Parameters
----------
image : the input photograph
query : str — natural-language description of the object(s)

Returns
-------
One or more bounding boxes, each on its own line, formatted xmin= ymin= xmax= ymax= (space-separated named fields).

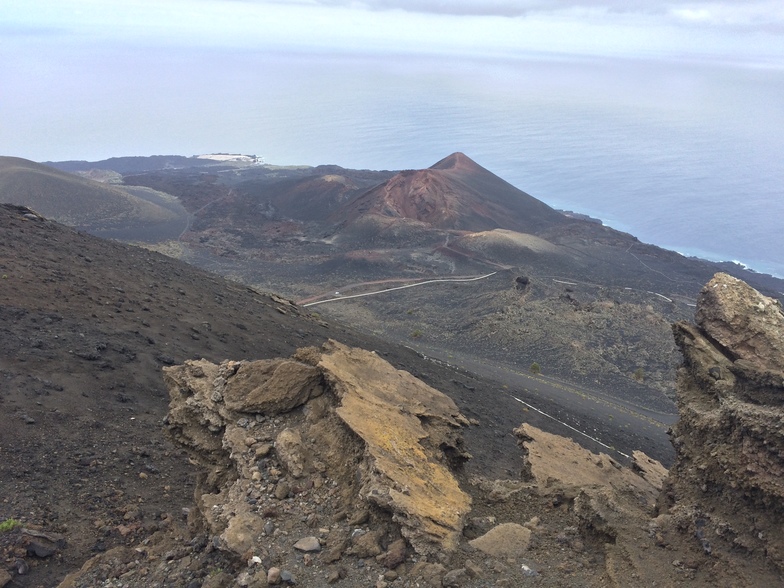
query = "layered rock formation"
xmin=162 ymin=340 xmax=472 ymax=570
xmin=496 ymin=273 xmax=784 ymax=587
xmin=666 ymin=272 xmax=784 ymax=572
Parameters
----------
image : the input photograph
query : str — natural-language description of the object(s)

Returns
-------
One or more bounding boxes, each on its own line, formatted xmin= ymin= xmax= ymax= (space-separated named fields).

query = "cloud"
xmin=5 ymin=0 xmax=783 ymax=64
xmin=303 ymin=0 xmax=784 ymax=32
xmin=314 ymin=0 xmax=544 ymax=17
xmin=668 ymin=2 xmax=784 ymax=33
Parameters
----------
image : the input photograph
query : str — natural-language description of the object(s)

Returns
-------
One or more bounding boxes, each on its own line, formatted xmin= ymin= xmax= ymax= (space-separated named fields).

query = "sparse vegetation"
xmin=633 ymin=367 xmax=645 ymax=381
xmin=0 ymin=518 xmax=21 ymax=533
xmin=410 ymin=329 xmax=423 ymax=339
xmin=530 ymin=362 xmax=541 ymax=375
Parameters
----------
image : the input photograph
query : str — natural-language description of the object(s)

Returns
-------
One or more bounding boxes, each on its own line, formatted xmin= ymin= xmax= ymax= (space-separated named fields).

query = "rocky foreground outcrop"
xmin=164 ymin=340 xmax=472 ymax=565
xmin=665 ymin=273 xmax=784 ymax=573
xmin=55 ymin=274 xmax=784 ymax=588
xmin=563 ymin=272 xmax=784 ymax=587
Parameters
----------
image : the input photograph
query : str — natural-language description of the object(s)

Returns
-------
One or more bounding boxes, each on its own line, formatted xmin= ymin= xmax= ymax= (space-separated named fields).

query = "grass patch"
xmin=0 ymin=519 xmax=21 ymax=533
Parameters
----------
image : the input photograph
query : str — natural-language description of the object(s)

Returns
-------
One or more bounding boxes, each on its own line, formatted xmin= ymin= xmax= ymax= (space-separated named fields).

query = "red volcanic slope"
xmin=336 ymin=152 xmax=568 ymax=233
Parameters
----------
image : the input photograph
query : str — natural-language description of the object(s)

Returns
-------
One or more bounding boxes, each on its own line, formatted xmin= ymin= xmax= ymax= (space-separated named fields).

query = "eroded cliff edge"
xmin=664 ymin=272 xmax=784 ymax=572
xmin=564 ymin=272 xmax=784 ymax=587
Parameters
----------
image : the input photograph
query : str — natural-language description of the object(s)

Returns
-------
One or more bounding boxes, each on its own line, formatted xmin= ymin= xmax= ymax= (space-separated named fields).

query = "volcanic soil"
xmin=0 ymin=203 xmax=671 ymax=586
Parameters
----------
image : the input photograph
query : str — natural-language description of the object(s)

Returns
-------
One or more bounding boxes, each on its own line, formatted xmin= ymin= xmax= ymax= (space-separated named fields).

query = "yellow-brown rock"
xmin=162 ymin=339 xmax=471 ymax=563
xmin=514 ymin=423 xmax=664 ymax=505
xmin=319 ymin=340 xmax=471 ymax=555
xmin=222 ymin=359 xmax=323 ymax=414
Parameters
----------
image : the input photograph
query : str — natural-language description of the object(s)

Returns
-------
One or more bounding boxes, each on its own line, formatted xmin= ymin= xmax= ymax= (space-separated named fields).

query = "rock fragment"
xmin=442 ymin=567 xmax=468 ymax=587
xmin=275 ymin=428 xmax=307 ymax=478
xmin=468 ymin=523 xmax=531 ymax=559
xmin=273 ymin=480 xmax=290 ymax=500
xmin=266 ymin=567 xmax=281 ymax=585
xmin=380 ymin=537 xmax=407 ymax=569
xmin=293 ymin=536 xmax=321 ymax=552
xmin=223 ymin=359 xmax=323 ymax=414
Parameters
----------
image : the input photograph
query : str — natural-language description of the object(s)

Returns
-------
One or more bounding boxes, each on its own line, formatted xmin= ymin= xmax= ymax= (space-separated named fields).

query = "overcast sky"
xmin=4 ymin=0 xmax=784 ymax=64
xmin=3 ymin=0 xmax=784 ymax=164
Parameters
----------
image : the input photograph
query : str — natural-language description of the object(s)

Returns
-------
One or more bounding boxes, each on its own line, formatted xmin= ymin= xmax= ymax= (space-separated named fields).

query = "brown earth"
xmin=0 ymin=203 xmax=635 ymax=587
xmin=57 ymin=274 xmax=784 ymax=587
xmin=4 ymin=152 xmax=784 ymax=587
xmin=0 ymin=169 xmax=782 ymax=587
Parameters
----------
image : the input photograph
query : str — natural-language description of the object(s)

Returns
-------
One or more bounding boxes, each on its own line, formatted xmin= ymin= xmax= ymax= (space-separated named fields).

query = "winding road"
xmin=299 ymin=272 xmax=498 ymax=307
xmin=297 ymin=269 xmax=679 ymax=464
xmin=423 ymin=344 xmax=676 ymax=463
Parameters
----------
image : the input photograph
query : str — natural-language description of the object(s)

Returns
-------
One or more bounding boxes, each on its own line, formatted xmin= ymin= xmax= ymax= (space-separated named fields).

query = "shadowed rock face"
xmin=163 ymin=340 xmax=471 ymax=562
xmin=668 ymin=272 xmax=784 ymax=573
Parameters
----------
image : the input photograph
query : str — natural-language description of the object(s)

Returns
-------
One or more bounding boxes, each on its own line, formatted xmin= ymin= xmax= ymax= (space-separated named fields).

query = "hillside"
xmin=0 ymin=156 xmax=187 ymax=240
xmin=1 ymin=145 xmax=783 ymax=585
xmin=115 ymin=153 xmax=784 ymax=408
xmin=334 ymin=152 xmax=568 ymax=233
xmin=1 ymin=203 xmax=635 ymax=586
xmin=45 ymin=155 xmax=224 ymax=175
xmin=56 ymin=272 xmax=784 ymax=588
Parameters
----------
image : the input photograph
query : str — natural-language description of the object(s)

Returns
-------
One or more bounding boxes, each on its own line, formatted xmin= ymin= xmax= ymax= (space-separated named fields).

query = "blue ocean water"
xmin=240 ymin=53 xmax=784 ymax=277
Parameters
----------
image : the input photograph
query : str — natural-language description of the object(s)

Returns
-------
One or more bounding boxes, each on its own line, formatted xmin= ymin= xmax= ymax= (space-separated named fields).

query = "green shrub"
xmin=0 ymin=519 xmax=21 ymax=533
xmin=410 ymin=329 xmax=423 ymax=339
xmin=529 ymin=362 xmax=541 ymax=375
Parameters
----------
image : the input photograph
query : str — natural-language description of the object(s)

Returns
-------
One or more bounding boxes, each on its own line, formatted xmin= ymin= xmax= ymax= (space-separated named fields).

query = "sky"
xmin=5 ymin=1 xmax=784 ymax=64
xmin=3 ymin=0 xmax=784 ymax=163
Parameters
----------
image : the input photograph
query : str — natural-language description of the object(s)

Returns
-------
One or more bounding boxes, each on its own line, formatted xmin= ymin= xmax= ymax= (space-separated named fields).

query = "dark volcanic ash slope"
xmin=0 ymin=204 xmax=338 ymax=585
xmin=0 ymin=157 xmax=185 ymax=238
xmin=2 ymin=203 xmax=616 ymax=586
xmin=0 ymin=204 xmax=365 ymax=585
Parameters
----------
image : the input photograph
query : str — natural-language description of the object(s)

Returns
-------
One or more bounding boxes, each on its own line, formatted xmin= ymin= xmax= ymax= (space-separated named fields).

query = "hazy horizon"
xmin=3 ymin=1 xmax=784 ymax=276
xmin=5 ymin=0 xmax=784 ymax=162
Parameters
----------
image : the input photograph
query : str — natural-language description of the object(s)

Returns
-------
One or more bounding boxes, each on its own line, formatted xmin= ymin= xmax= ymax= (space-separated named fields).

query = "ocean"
xmin=15 ymin=46 xmax=784 ymax=276
xmin=237 ymin=52 xmax=784 ymax=278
